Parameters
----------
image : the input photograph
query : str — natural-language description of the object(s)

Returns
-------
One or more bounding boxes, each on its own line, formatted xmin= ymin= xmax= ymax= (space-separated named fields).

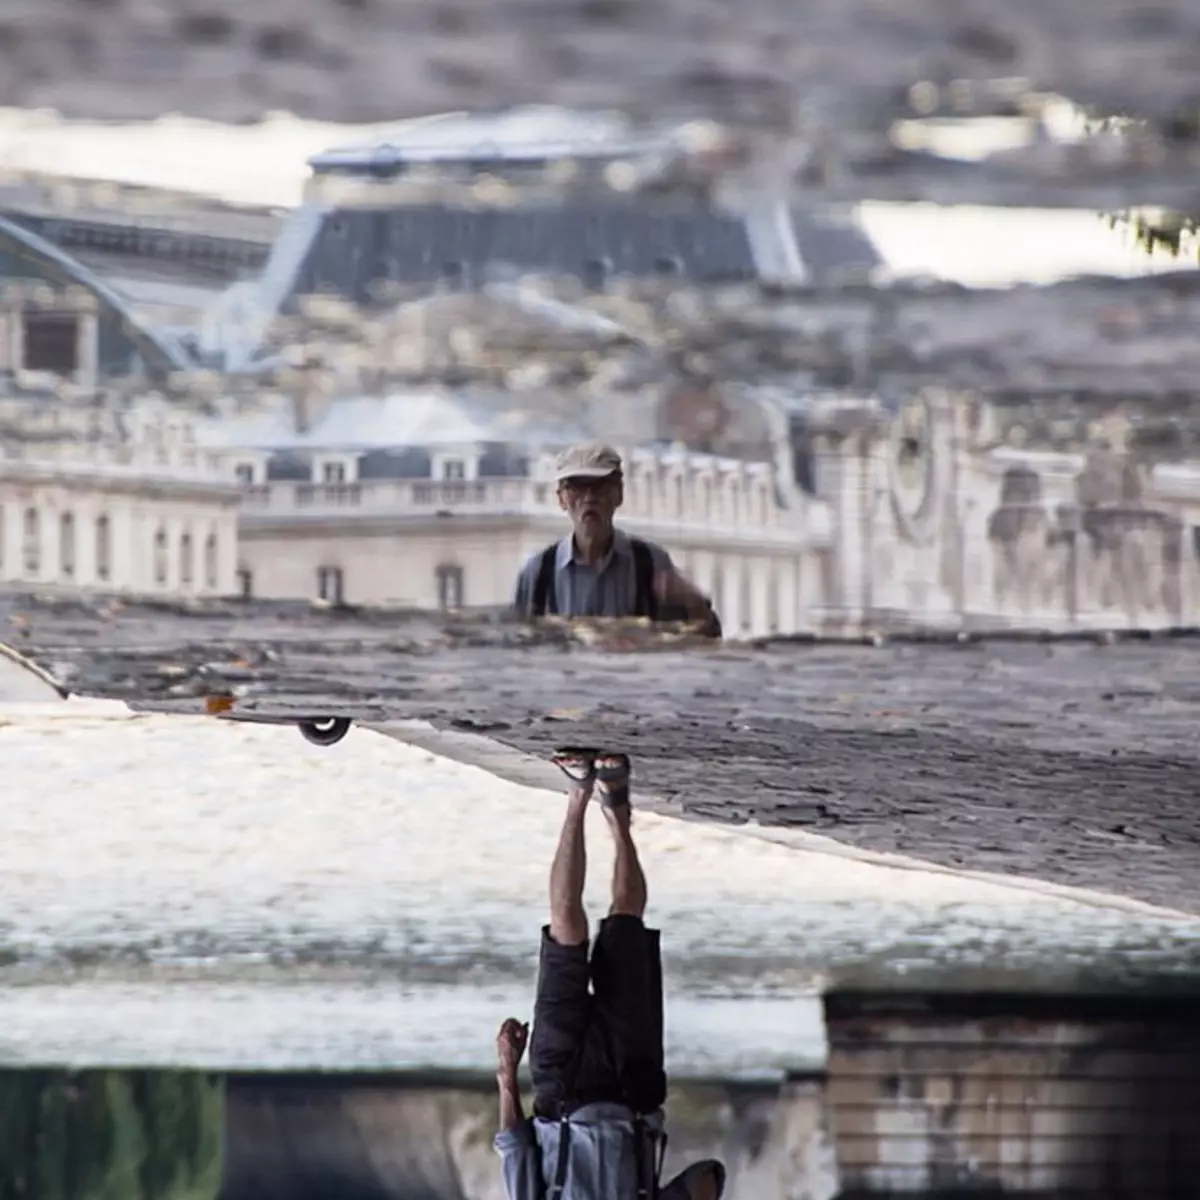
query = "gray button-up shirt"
xmin=495 ymin=1105 xmax=693 ymax=1200
xmin=514 ymin=530 xmax=673 ymax=619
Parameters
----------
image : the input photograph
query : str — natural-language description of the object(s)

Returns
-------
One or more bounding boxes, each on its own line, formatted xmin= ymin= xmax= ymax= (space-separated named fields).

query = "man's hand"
xmin=654 ymin=568 xmax=720 ymax=632
xmin=496 ymin=1017 xmax=530 ymax=1080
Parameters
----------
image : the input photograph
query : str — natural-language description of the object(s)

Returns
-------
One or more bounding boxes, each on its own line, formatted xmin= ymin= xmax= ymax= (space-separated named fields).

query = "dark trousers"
xmin=529 ymin=914 xmax=667 ymax=1118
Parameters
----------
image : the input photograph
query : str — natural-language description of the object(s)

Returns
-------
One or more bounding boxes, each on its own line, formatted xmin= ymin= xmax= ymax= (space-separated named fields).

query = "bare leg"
xmin=549 ymin=786 xmax=591 ymax=946
xmin=604 ymin=803 xmax=648 ymax=918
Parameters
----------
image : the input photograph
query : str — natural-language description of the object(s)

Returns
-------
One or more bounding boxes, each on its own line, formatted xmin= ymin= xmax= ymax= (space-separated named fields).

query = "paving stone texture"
xmin=6 ymin=593 xmax=1199 ymax=917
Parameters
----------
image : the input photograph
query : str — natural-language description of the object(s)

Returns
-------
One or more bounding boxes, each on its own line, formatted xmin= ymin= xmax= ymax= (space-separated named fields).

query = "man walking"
xmin=493 ymin=751 xmax=726 ymax=1199
xmin=513 ymin=444 xmax=721 ymax=636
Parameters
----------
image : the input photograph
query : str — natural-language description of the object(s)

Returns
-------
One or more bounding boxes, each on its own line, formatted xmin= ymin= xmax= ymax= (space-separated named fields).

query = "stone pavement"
xmin=6 ymin=594 xmax=1200 ymax=916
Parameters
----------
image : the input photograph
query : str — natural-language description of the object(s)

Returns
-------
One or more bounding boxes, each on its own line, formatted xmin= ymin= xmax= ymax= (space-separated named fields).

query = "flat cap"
xmin=554 ymin=443 xmax=623 ymax=482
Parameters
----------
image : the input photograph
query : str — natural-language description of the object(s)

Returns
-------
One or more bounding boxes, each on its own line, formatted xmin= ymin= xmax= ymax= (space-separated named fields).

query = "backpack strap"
xmin=530 ymin=543 xmax=559 ymax=617
xmin=547 ymin=1116 xmax=571 ymax=1198
xmin=629 ymin=539 xmax=659 ymax=621
xmin=633 ymin=1115 xmax=666 ymax=1199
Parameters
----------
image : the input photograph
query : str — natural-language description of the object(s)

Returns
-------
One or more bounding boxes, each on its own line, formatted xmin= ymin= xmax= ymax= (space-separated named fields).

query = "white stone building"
xmin=202 ymin=386 xmax=831 ymax=636
xmin=0 ymin=397 xmax=240 ymax=597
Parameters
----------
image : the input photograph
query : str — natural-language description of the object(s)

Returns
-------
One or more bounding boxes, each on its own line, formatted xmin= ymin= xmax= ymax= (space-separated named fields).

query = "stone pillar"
xmin=751 ymin=554 xmax=774 ymax=636
xmin=112 ymin=499 xmax=137 ymax=592
xmin=1178 ymin=522 xmax=1195 ymax=625
xmin=0 ymin=491 xmax=15 ymax=582
xmin=0 ymin=309 xmax=12 ymax=372
xmin=43 ymin=496 xmax=62 ymax=585
xmin=6 ymin=308 xmax=22 ymax=372
xmin=74 ymin=496 xmax=96 ymax=587
xmin=810 ymin=426 xmax=876 ymax=633
xmin=76 ymin=312 xmax=99 ymax=390
xmin=777 ymin=552 xmax=800 ymax=635
xmin=220 ymin=508 xmax=239 ymax=595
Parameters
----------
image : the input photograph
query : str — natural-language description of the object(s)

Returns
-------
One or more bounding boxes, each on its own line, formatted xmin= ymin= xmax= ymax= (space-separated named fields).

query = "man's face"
xmin=557 ymin=472 xmax=622 ymax=536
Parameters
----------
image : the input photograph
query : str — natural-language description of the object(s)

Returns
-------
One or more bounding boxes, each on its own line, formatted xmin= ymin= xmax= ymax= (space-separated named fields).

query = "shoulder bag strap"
xmin=531 ymin=544 xmax=559 ymax=617
xmin=629 ymin=539 xmax=659 ymax=621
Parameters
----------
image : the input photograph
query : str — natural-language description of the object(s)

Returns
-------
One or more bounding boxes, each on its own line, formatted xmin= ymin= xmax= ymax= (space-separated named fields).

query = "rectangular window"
xmin=22 ymin=508 xmax=40 ymax=576
xmin=440 ymin=459 xmax=466 ymax=481
xmin=435 ymin=564 xmax=464 ymax=610
xmin=204 ymin=533 xmax=218 ymax=590
xmin=317 ymin=566 xmax=344 ymax=605
xmin=59 ymin=512 xmax=76 ymax=578
xmin=96 ymin=515 xmax=111 ymax=582
xmin=23 ymin=312 xmax=79 ymax=376
xmin=236 ymin=568 xmax=253 ymax=600
xmin=180 ymin=533 xmax=194 ymax=588
xmin=234 ymin=463 xmax=256 ymax=486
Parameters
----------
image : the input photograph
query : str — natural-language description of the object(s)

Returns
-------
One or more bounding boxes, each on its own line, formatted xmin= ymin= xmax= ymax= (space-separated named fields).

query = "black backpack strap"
xmin=548 ymin=1116 xmax=571 ymax=1198
xmin=629 ymin=539 xmax=659 ymax=621
xmin=632 ymin=1115 xmax=666 ymax=1199
xmin=530 ymin=544 xmax=559 ymax=617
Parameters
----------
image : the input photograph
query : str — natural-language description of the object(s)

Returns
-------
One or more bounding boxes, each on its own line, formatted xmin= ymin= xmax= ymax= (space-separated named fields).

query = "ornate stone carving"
xmin=887 ymin=394 xmax=939 ymax=544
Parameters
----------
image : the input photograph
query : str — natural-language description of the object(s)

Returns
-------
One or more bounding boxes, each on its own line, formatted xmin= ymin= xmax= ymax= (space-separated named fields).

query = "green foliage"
xmin=0 ymin=1071 xmax=223 ymax=1200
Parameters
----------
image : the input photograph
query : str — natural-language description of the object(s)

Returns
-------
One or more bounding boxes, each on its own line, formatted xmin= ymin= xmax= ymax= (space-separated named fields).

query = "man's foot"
xmin=594 ymin=753 xmax=631 ymax=812
xmin=551 ymin=747 xmax=597 ymax=790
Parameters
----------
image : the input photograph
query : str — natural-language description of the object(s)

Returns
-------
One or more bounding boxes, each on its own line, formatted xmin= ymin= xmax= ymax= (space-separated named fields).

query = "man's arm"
xmin=513 ymin=555 xmax=536 ymax=617
xmin=495 ymin=1071 xmax=542 ymax=1200
xmin=493 ymin=1111 xmax=542 ymax=1200
xmin=650 ymin=545 xmax=722 ymax=637
xmin=498 ymin=1069 xmax=525 ymax=1132
xmin=493 ymin=1017 xmax=541 ymax=1199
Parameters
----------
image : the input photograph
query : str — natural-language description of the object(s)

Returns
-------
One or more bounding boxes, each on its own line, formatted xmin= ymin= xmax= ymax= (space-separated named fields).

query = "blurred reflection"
xmin=0 ymin=1070 xmax=222 ymax=1199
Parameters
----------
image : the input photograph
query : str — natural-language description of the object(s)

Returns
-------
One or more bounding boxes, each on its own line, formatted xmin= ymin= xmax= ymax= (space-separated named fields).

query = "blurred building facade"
xmin=203 ymin=386 xmax=826 ymax=633
xmin=5 ymin=108 xmax=1200 ymax=634
xmin=0 ymin=389 xmax=240 ymax=597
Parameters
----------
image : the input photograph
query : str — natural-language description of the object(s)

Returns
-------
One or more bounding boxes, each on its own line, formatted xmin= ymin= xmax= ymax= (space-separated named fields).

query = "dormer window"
xmin=431 ymin=451 xmax=477 ymax=482
xmin=234 ymin=462 xmax=256 ymax=486
xmin=313 ymin=455 xmax=357 ymax=484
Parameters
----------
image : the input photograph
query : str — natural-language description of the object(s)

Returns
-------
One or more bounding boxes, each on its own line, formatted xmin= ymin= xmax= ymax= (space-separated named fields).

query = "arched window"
xmin=180 ymin=531 xmax=194 ymax=589
xmin=95 ymin=515 xmax=111 ymax=583
xmin=59 ymin=512 xmax=76 ymax=578
xmin=153 ymin=527 xmax=168 ymax=587
xmin=22 ymin=508 xmax=40 ymax=576
xmin=204 ymin=532 xmax=219 ymax=590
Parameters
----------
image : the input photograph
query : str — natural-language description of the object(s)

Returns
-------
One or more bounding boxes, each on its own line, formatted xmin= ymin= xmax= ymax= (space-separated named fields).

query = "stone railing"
xmin=3 ymin=438 xmax=230 ymax=481
xmin=237 ymin=466 xmax=826 ymax=547
xmin=240 ymin=477 xmax=549 ymax=516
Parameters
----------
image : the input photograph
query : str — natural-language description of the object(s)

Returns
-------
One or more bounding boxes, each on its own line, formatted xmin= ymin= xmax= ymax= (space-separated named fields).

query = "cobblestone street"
xmin=7 ymin=595 xmax=1200 ymax=917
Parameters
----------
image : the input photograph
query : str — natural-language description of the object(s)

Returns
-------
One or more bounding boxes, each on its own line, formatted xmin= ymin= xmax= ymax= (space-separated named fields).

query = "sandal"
xmin=551 ymin=747 xmax=599 ymax=788
xmin=594 ymin=753 xmax=632 ymax=811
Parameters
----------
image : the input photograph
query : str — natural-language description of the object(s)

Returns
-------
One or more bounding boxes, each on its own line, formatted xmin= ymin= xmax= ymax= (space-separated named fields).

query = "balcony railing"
xmin=236 ymin=472 xmax=826 ymax=545
xmin=241 ymin=478 xmax=551 ymax=514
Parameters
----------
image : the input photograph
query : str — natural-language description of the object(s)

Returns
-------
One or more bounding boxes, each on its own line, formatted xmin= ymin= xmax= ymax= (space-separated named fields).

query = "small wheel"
xmin=298 ymin=717 xmax=352 ymax=747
